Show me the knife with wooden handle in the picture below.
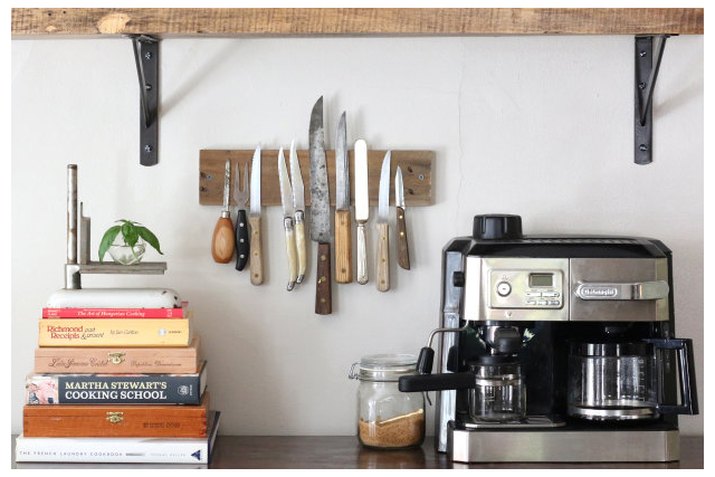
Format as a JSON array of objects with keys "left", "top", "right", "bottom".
[
  {"left": 334, "top": 111, "right": 353, "bottom": 283},
  {"left": 309, "top": 97, "right": 332, "bottom": 314},
  {"left": 249, "top": 145, "right": 264, "bottom": 285},
  {"left": 211, "top": 159, "right": 235, "bottom": 263},
  {"left": 278, "top": 147, "right": 298, "bottom": 291},
  {"left": 289, "top": 140, "right": 307, "bottom": 284},
  {"left": 354, "top": 139, "right": 369, "bottom": 285},
  {"left": 376, "top": 151, "right": 392, "bottom": 292},
  {"left": 395, "top": 166, "right": 411, "bottom": 270}
]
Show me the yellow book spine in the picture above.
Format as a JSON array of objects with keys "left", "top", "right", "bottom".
[{"left": 38, "top": 319, "right": 190, "bottom": 347}]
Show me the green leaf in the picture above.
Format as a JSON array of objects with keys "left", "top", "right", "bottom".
[
  {"left": 98, "top": 225, "right": 122, "bottom": 262},
  {"left": 137, "top": 226, "right": 163, "bottom": 255}
]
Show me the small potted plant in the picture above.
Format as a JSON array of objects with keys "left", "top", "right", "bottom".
[{"left": 98, "top": 219, "right": 163, "bottom": 265}]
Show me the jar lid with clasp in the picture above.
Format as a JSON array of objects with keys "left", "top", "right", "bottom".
[{"left": 348, "top": 354, "right": 418, "bottom": 382}]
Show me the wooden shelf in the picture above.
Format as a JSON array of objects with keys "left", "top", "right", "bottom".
[
  {"left": 74, "top": 261, "right": 167, "bottom": 275},
  {"left": 12, "top": 8, "right": 703, "bottom": 38},
  {"left": 199, "top": 149, "right": 434, "bottom": 207}
]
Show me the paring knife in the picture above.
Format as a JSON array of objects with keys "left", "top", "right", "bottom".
[
  {"left": 309, "top": 96, "right": 332, "bottom": 314},
  {"left": 395, "top": 166, "right": 411, "bottom": 270},
  {"left": 233, "top": 162, "right": 250, "bottom": 271},
  {"left": 211, "top": 160, "right": 235, "bottom": 263},
  {"left": 278, "top": 147, "right": 298, "bottom": 291},
  {"left": 290, "top": 140, "right": 307, "bottom": 284},
  {"left": 354, "top": 139, "right": 369, "bottom": 285},
  {"left": 334, "top": 111, "right": 352, "bottom": 283},
  {"left": 376, "top": 151, "right": 392, "bottom": 292},
  {"left": 249, "top": 145, "right": 264, "bottom": 285}
]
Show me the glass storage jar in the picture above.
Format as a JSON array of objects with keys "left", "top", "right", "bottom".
[{"left": 349, "top": 354, "right": 425, "bottom": 449}]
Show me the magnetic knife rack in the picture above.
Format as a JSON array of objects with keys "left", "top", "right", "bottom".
[
  {"left": 65, "top": 164, "right": 167, "bottom": 290},
  {"left": 199, "top": 149, "right": 434, "bottom": 207}
]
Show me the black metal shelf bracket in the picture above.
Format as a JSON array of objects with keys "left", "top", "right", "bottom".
[
  {"left": 634, "top": 35, "right": 670, "bottom": 165},
  {"left": 131, "top": 35, "right": 160, "bottom": 166}
]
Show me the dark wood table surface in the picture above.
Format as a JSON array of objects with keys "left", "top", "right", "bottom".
[{"left": 12, "top": 435, "right": 703, "bottom": 469}]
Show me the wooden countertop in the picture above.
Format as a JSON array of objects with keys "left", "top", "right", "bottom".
[{"left": 12, "top": 435, "right": 703, "bottom": 469}]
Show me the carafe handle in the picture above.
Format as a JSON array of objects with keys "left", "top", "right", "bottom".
[{"left": 646, "top": 338, "right": 698, "bottom": 415}]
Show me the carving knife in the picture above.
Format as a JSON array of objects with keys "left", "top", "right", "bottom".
[
  {"left": 211, "top": 159, "right": 235, "bottom": 263},
  {"left": 309, "top": 96, "right": 332, "bottom": 314},
  {"left": 334, "top": 111, "right": 352, "bottom": 283},
  {"left": 376, "top": 151, "right": 392, "bottom": 292},
  {"left": 278, "top": 148, "right": 298, "bottom": 291},
  {"left": 395, "top": 166, "right": 411, "bottom": 270},
  {"left": 249, "top": 145, "right": 264, "bottom": 285},
  {"left": 354, "top": 139, "right": 369, "bottom": 285},
  {"left": 290, "top": 139, "right": 307, "bottom": 284}
]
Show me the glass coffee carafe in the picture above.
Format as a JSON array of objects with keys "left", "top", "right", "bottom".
[
  {"left": 568, "top": 339, "right": 696, "bottom": 421},
  {"left": 469, "top": 355, "right": 526, "bottom": 422}
]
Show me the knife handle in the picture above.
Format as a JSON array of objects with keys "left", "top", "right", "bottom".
[
  {"left": 295, "top": 210, "right": 307, "bottom": 284},
  {"left": 315, "top": 242, "right": 332, "bottom": 315},
  {"left": 335, "top": 210, "right": 353, "bottom": 283},
  {"left": 283, "top": 217, "right": 298, "bottom": 291},
  {"left": 396, "top": 206, "right": 411, "bottom": 270},
  {"left": 356, "top": 221, "right": 368, "bottom": 285},
  {"left": 376, "top": 222, "right": 390, "bottom": 292},
  {"left": 249, "top": 215, "right": 264, "bottom": 285},
  {"left": 211, "top": 213, "right": 235, "bottom": 264},
  {"left": 235, "top": 209, "right": 250, "bottom": 271}
]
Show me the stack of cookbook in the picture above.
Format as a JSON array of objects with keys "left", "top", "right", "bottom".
[{"left": 15, "top": 288, "right": 220, "bottom": 465}]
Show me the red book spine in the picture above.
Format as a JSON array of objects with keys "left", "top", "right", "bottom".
[{"left": 42, "top": 308, "right": 185, "bottom": 319}]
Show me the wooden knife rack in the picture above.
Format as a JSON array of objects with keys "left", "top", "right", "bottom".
[{"left": 199, "top": 149, "right": 434, "bottom": 207}]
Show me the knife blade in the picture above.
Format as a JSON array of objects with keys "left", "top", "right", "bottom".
[
  {"left": 278, "top": 148, "right": 298, "bottom": 291},
  {"left": 249, "top": 145, "right": 264, "bottom": 285},
  {"left": 354, "top": 139, "right": 369, "bottom": 285},
  {"left": 289, "top": 139, "right": 307, "bottom": 284},
  {"left": 376, "top": 151, "right": 392, "bottom": 292},
  {"left": 334, "top": 111, "right": 352, "bottom": 284},
  {"left": 395, "top": 166, "right": 411, "bottom": 270},
  {"left": 211, "top": 159, "right": 235, "bottom": 263},
  {"left": 309, "top": 96, "right": 332, "bottom": 314}
]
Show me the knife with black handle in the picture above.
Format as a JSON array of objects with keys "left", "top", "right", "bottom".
[{"left": 233, "top": 162, "right": 250, "bottom": 271}]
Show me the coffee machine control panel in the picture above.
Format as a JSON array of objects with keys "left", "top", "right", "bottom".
[
  {"left": 464, "top": 257, "right": 570, "bottom": 321},
  {"left": 490, "top": 269, "right": 565, "bottom": 309}
]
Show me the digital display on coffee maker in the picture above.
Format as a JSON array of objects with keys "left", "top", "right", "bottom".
[{"left": 529, "top": 273, "right": 553, "bottom": 287}]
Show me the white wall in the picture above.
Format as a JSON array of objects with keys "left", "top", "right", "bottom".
[{"left": 11, "top": 35, "right": 703, "bottom": 436}]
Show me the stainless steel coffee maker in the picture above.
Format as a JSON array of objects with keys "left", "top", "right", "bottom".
[{"left": 399, "top": 214, "right": 698, "bottom": 463}]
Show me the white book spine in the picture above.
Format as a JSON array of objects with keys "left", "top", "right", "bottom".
[{"left": 15, "top": 435, "right": 208, "bottom": 464}]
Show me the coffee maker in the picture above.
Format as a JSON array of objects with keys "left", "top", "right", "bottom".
[{"left": 399, "top": 214, "right": 697, "bottom": 463}]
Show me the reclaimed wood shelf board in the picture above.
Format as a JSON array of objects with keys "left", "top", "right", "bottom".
[
  {"left": 77, "top": 262, "right": 167, "bottom": 274},
  {"left": 199, "top": 149, "right": 434, "bottom": 207},
  {"left": 12, "top": 8, "right": 703, "bottom": 37}
]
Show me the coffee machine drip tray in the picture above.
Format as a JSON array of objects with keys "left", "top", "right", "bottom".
[{"left": 464, "top": 415, "right": 565, "bottom": 429}]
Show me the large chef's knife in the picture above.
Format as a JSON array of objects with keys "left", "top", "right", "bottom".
[
  {"left": 211, "top": 160, "right": 235, "bottom": 263},
  {"left": 278, "top": 148, "right": 298, "bottom": 291},
  {"left": 334, "top": 111, "right": 352, "bottom": 283},
  {"left": 233, "top": 162, "right": 250, "bottom": 271},
  {"left": 376, "top": 151, "right": 392, "bottom": 292},
  {"left": 354, "top": 139, "right": 369, "bottom": 285},
  {"left": 395, "top": 166, "right": 411, "bottom": 270},
  {"left": 309, "top": 96, "right": 332, "bottom": 314},
  {"left": 289, "top": 139, "right": 307, "bottom": 284},
  {"left": 249, "top": 145, "right": 264, "bottom": 285}
]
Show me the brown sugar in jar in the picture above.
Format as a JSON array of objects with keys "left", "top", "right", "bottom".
[{"left": 349, "top": 354, "right": 425, "bottom": 449}]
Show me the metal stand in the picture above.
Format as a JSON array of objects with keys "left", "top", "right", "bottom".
[
  {"left": 131, "top": 35, "right": 160, "bottom": 167},
  {"left": 635, "top": 35, "right": 669, "bottom": 165},
  {"left": 64, "top": 164, "right": 166, "bottom": 289}
]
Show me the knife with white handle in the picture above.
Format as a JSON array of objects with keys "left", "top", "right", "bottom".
[
  {"left": 395, "top": 166, "right": 411, "bottom": 270},
  {"left": 376, "top": 151, "right": 391, "bottom": 292},
  {"left": 249, "top": 145, "right": 264, "bottom": 285},
  {"left": 278, "top": 148, "right": 298, "bottom": 291},
  {"left": 290, "top": 139, "right": 307, "bottom": 284},
  {"left": 354, "top": 139, "right": 369, "bottom": 285}
]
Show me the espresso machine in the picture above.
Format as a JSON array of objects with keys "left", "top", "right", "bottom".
[{"left": 399, "top": 214, "right": 698, "bottom": 463}]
